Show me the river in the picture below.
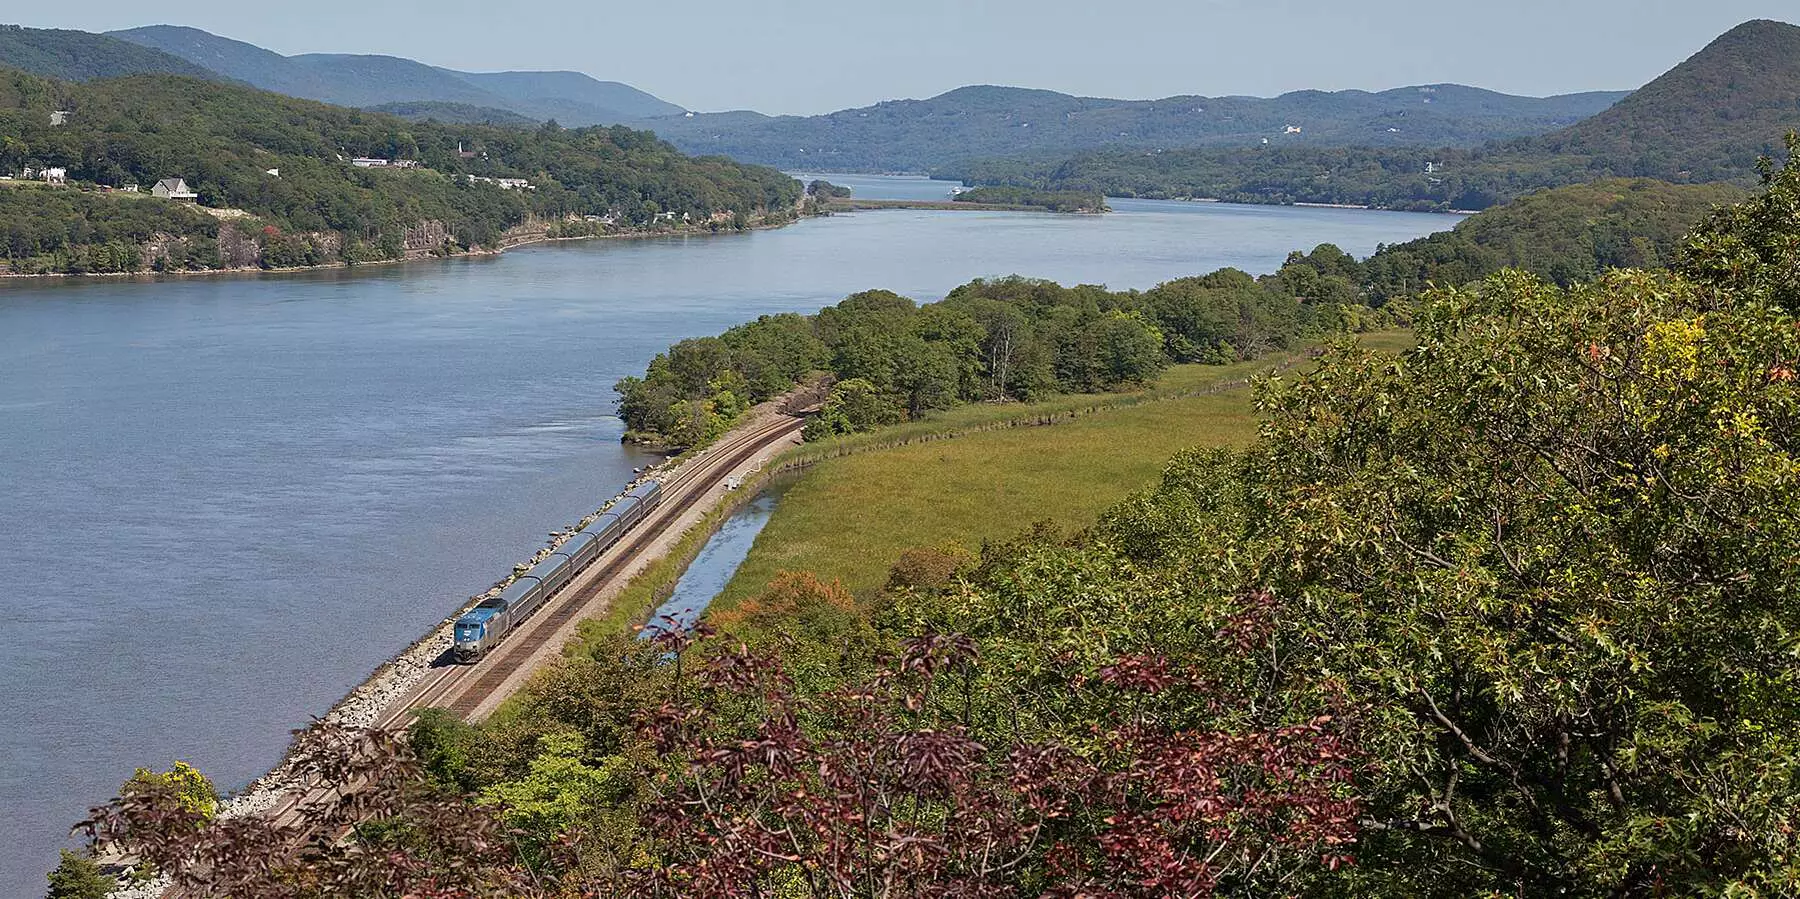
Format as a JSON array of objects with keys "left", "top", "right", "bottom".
[{"left": 0, "top": 175, "right": 1453, "bottom": 891}]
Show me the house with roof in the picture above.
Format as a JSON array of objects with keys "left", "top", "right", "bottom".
[
  {"left": 40, "top": 167, "right": 67, "bottom": 185},
  {"left": 152, "top": 178, "right": 198, "bottom": 202}
]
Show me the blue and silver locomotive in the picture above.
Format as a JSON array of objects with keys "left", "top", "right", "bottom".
[{"left": 453, "top": 479, "right": 663, "bottom": 662}]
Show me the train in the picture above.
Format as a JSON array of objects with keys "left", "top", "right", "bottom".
[{"left": 452, "top": 479, "right": 664, "bottom": 662}]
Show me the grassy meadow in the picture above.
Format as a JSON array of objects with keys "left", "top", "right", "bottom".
[{"left": 709, "top": 331, "right": 1412, "bottom": 610}]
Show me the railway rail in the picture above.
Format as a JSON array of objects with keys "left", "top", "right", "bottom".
[{"left": 251, "top": 410, "right": 806, "bottom": 837}]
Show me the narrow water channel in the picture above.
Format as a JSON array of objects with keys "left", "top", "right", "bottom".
[{"left": 639, "top": 481, "right": 789, "bottom": 638}]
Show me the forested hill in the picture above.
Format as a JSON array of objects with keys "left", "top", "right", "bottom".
[
  {"left": 0, "top": 25, "right": 221, "bottom": 82},
  {"left": 644, "top": 83, "right": 1628, "bottom": 172},
  {"left": 1358, "top": 178, "right": 1743, "bottom": 297},
  {"left": 109, "top": 25, "right": 684, "bottom": 125},
  {"left": 957, "top": 19, "right": 1800, "bottom": 211},
  {"left": 1519, "top": 19, "right": 1800, "bottom": 181},
  {"left": 0, "top": 68, "right": 800, "bottom": 274}
]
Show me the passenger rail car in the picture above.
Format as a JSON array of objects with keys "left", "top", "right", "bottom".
[{"left": 452, "top": 479, "right": 664, "bottom": 662}]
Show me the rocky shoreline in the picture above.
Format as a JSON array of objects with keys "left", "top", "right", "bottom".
[
  {"left": 2, "top": 209, "right": 814, "bottom": 283},
  {"left": 102, "top": 459, "right": 681, "bottom": 898}
]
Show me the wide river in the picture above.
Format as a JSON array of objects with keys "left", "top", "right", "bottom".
[{"left": 0, "top": 173, "right": 1453, "bottom": 890}]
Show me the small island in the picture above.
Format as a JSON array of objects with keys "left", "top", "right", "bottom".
[
  {"left": 816, "top": 183, "right": 1109, "bottom": 215},
  {"left": 952, "top": 186, "right": 1108, "bottom": 213}
]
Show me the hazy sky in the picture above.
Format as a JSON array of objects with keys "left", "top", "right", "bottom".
[{"left": 27, "top": 0, "right": 1799, "bottom": 114}]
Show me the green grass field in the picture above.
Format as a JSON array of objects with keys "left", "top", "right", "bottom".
[{"left": 709, "top": 331, "right": 1412, "bottom": 611}]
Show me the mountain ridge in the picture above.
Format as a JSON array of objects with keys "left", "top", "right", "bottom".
[
  {"left": 642, "top": 81, "right": 1630, "bottom": 172},
  {"left": 0, "top": 24, "right": 223, "bottom": 82},
  {"left": 106, "top": 25, "right": 684, "bottom": 125}
]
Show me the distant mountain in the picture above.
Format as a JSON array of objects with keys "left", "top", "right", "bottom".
[
  {"left": 0, "top": 24, "right": 221, "bottom": 82},
  {"left": 364, "top": 100, "right": 539, "bottom": 127},
  {"left": 964, "top": 19, "right": 1800, "bottom": 213},
  {"left": 643, "top": 83, "right": 1630, "bottom": 172},
  {"left": 1522, "top": 19, "right": 1800, "bottom": 181},
  {"left": 108, "top": 25, "right": 683, "bottom": 125},
  {"left": 456, "top": 70, "right": 683, "bottom": 122}
]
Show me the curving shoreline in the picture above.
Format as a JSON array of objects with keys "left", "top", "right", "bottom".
[{"left": 0, "top": 211, "right": 814, "bottom": 283}]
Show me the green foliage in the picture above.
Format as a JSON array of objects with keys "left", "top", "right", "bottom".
[
  {"left": 1361, "top": 178, "right": 1745, "bottom": 299},
  {"left": 124, "top": 761, "right": 217, "bottom": 822},
  {"left": 952, "top": 185, "right": 1106, "bottom": 212},
  {"left": 0, "top": 68, "right": 800, "bottom": 273},
  {"left": 617, "top": 258, "right": 1420, "bottom": 444},
  {"left": 1680, "top": 133, "right": 1800, "bottom": 312},
  {"left": 805, "top": 178, "right": 850, "bottom": 199},
  {"left": 45, "top": 849, "right": 111, "bottom": 899},
  {"left": 477, "top": 731, "right": 629, "bottom": 843},
  {"left": 802, "top": 377, "right": 902, "bottom": 439}
]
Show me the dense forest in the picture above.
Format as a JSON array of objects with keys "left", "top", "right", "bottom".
[
  {"left": 0, "top": 68, "right": 801, "bottom": 274},
  {"left": 613, "top": 257, "right": 1386, "bottom": 446},
  {"left": 72, "top": 137, "right": 1800, "bottom": 898},
  {"left": 948, "top": 20, "right": 1800, "bottom": 211}
]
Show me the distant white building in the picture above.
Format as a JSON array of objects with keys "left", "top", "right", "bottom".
[
  {"left": 464, "top": 174, "right": 534, "bottom": 191},
  {"left": 1284, "top": 124, "right": 1303, "bottom": 134},
  {"left": 49, "top": 110, "right": 69, "bottom": 126},
  {"left": 265, "top": 168, "right": 281, "bottom": 177},
  {"left": 152, "top": 178, "right": 198, "bottom": 201},
  {"left": 40, "top": 167, "right": 67, "bottom": 185},
  {"left": 351, "top": 157, "right": 390, "bottom": 168}
]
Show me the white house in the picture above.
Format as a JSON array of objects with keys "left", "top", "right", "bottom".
[
  {"left": 152, "top": 178, "right": 198, "bottom": 201},
  {"left": 351, "top": 157, "right": 390, "bottom": 168},
  {"left": 265, "top": 168, "right": 280, "bottom": 177},
  {"left": 1284, "top": 124, "right": 1303, "bottom": 135},
  {"left": 49, "top": 110, "right": 69, "bottom": 126},
  {"left": 40, "top": 167, "right": 67, "bottom": 185}
]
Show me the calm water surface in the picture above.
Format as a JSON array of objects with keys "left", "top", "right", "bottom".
[
  {"left": 639, "top": 484, "right": 789, "bottom": 640},
  {"left": 0, "top": 176, "right": 1453, "bottom": 890}
]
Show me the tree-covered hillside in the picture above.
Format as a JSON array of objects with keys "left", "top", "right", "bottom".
[
  {"left": 1521, "top": 19, "right": 1800, "bottom": 181},
  {"left": 110, "top": 25, "right": 685, "bottom": 125},
  {"left": 0, "top": 24, "right": 220, "bottom": 83},
  {"left": 647, "top": 83, "right": 1627, "bottom": 173},
  {"left": 959, "top": 19, "right": 1800, "bottom": 211},
  {"left": 1360, "top": 178, "right": 1744, "bottom": 297},
  {"left": 364, "top": 101, "right": 539, "bottom": 127},
  {"left": 0, "top": 69, "right": 800, "bottom": 274}
]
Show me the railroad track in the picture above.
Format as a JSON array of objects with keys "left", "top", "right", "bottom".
[
  {"left": 251, "top": 411, "right": 806, "bottom": 838},
  {"left": 387, "top": 412, "right": 803, "bottom": 723}
]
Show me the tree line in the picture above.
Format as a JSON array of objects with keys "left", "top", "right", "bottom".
[
  {"left": 615, "top": 259, "right": 1388, "bottom": 446},
  {"left": 0, "top": 68, "right": 801, "bottom": 273}
]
